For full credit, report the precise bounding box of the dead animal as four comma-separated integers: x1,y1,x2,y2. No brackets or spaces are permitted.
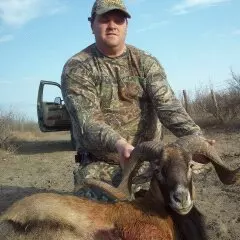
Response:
0,135,239,240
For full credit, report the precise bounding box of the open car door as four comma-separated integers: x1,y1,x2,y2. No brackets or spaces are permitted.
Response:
37,80,71,132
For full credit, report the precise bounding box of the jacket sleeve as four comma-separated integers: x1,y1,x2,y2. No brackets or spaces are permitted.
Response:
143,56,202,137
61,59,123,153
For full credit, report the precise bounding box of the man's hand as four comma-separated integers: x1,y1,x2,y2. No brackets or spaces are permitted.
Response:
115,139,134,169
206,139,215,145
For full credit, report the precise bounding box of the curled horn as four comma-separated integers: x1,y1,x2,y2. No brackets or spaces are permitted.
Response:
83,141,164,201
175,135,240,185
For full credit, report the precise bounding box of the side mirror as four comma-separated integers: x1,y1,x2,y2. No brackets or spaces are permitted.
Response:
54,97,62,105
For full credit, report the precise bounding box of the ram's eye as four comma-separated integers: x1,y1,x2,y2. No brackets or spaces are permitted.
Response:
161,167,167,179
154,168,160,176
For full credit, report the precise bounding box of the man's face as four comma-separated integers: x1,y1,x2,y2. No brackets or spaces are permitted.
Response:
92,10,128,51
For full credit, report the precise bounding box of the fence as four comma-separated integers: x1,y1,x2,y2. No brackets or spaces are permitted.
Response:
181,88,240,124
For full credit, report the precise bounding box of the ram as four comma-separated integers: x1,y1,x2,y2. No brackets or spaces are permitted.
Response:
0,135,239,240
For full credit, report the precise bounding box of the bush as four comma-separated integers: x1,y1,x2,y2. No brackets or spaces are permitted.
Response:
182,71,240,125
228,70,240,92
0,110,14,150
0,109,38,151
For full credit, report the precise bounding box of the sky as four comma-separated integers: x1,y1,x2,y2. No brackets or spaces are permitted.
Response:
0,0,239,120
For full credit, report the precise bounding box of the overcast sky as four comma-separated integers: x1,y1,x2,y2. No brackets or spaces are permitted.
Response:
0,0,239,120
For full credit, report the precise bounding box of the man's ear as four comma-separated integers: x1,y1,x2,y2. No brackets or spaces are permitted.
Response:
91,24,94,34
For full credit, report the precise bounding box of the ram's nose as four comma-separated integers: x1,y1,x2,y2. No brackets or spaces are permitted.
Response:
173,188,189,206
170,185,193,215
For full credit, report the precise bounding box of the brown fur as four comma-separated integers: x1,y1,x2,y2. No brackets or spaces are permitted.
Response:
0,191,175,240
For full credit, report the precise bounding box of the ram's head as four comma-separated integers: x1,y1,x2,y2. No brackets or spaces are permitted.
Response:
84,135,240,215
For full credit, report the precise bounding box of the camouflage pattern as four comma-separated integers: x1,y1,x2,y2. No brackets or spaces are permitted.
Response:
61,44,202,200
90,0,131,19
61,44,201,158
74,160,151,201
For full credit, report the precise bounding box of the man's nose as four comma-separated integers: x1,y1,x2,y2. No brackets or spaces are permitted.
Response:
108,20,117,28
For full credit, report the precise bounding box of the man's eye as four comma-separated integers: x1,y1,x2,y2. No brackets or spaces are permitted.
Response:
99,17,109,23
161,167,167,179
98,17,125,25
114,18,125,25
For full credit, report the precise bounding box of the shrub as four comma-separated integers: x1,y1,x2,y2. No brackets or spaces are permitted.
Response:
0,110,14,150
0,109,38,151
181,71,240,125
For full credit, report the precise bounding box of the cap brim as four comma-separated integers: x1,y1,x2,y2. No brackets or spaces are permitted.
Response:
96,7,131,18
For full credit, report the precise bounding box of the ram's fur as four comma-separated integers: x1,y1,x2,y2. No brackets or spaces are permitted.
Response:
0,135,239,240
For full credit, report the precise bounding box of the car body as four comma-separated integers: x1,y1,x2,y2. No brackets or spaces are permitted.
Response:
37,80,75,148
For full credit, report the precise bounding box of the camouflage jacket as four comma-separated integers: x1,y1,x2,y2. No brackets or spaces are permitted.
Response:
61,44,201,162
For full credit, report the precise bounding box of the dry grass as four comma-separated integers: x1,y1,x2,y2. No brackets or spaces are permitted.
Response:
0,110,39,152
0,111,14,151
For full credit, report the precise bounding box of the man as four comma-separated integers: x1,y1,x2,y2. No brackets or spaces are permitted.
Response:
61,0,210,201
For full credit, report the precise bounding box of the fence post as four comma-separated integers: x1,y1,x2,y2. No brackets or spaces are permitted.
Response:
210,89,223,122
182,90,189,113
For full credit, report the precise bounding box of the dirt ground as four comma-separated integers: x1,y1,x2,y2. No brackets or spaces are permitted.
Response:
0,127,239,240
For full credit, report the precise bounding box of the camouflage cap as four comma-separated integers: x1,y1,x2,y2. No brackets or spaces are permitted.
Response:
89,0,131,21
